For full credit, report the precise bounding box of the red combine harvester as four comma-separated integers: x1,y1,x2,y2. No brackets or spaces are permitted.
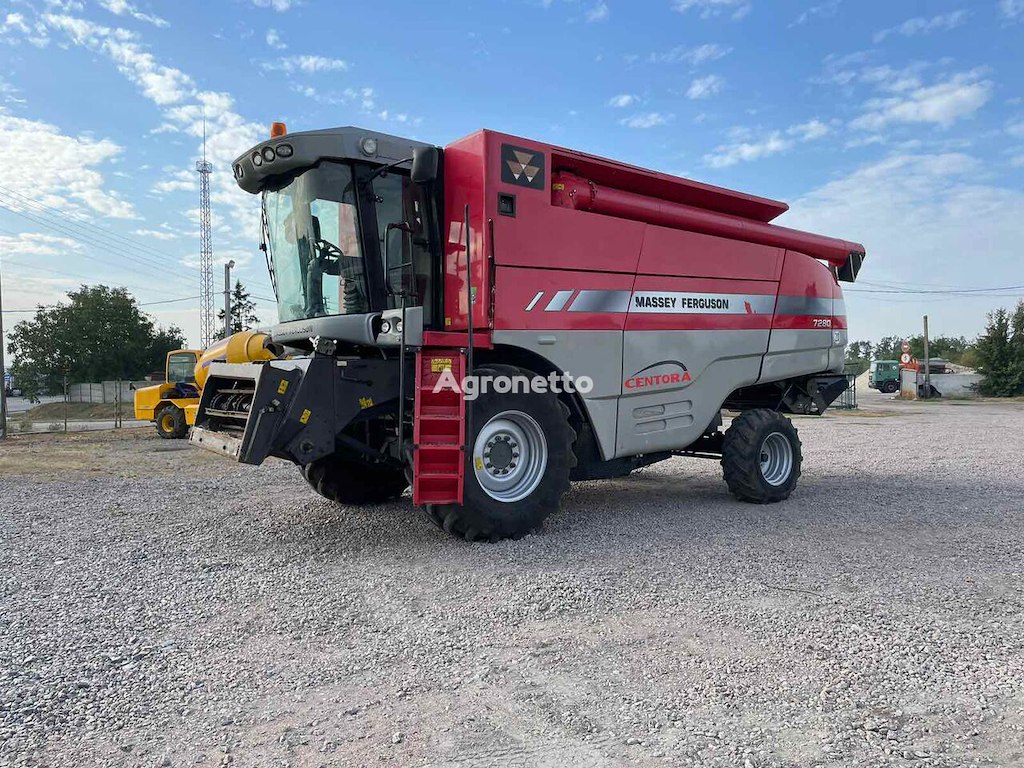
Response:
190,126,865,541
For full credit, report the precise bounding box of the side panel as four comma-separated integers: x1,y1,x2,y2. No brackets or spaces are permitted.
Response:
492,265,633,460
760,250,842,383
491,329,624,461
638,224,784,282
617,275,776,457
133,383,173,421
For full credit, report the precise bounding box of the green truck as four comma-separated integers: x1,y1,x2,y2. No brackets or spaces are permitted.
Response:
868,360,901,393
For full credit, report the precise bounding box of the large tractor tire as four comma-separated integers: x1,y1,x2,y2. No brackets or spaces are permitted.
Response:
424,364,576,542
302,454,408,505
721,409,802,503
154,404,188,439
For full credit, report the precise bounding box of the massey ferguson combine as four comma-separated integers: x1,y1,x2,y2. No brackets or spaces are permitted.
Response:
190,125,865,541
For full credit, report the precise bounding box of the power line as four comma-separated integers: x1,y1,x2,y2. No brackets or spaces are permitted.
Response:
0,198,197,285
0,183,190,265
0,205,197,291
2,294,200,314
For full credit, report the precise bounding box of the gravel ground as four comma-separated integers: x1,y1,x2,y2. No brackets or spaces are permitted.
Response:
1,394,1023,767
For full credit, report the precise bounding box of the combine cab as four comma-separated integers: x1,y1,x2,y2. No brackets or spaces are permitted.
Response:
191,125,864,541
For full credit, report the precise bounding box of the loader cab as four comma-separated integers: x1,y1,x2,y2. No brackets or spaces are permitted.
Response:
166,350,199,384
233,126,444,350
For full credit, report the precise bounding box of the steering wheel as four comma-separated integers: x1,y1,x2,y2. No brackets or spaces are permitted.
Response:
314,237,344,261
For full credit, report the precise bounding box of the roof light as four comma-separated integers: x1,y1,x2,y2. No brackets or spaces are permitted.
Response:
262,146,276,162
271,122,287,138
276,143,293,158
251,151,263,167
360,137,378,156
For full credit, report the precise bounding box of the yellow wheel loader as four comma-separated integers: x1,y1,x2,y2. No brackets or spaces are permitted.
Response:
134,331,279,439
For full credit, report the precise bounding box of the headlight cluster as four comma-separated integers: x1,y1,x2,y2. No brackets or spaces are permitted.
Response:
249,143,294,169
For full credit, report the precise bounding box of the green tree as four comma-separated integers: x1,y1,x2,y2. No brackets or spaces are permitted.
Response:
874,336,905,361
216,280,260,338
975,304,1024,397
6,285,186,401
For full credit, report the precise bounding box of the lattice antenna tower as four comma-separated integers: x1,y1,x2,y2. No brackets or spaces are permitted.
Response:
197,116,215,347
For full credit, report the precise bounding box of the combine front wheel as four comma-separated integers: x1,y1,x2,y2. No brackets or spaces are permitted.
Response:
721,409,802,503
302,455,408,505
424,365,575,542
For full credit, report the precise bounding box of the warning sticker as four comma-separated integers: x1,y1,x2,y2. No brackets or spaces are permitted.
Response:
474,456,484,471
431,358,453,373
277,380,289,395
299,409,311,424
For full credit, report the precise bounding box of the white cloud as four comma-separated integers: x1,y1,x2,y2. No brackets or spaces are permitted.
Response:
783,153,1024,338
250,0,295,11
3,12,30,33
585,2,609,22
686,74,724,99
704,131,792,168
873,10,969,42
671,0,751,20
851,70,992,131
649,43,732,66
97,0,169,28
151,170,194,194
0,232,85,257
0,110,135,218
41,14,265,256
607,93,637,108
619,112,671,129
2,11,50,46
45,15,193,104
999,0,1023,20
788,118,830,141
790,0,841,27
265,28,286,49
704,118,830,167
262,55,349,74
1007,120,1024,138
132,228,179,240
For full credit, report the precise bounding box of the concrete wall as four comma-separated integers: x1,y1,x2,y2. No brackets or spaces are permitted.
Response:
67,381,150,404
901,370,982,399
930,373,983,398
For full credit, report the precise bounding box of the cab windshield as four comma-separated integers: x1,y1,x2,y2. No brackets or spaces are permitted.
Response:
263,162,368,322
167,352,197,383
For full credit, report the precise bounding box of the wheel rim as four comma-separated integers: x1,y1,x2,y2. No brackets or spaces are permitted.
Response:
759,431,793,487
472,410,548,503
160,413,174,432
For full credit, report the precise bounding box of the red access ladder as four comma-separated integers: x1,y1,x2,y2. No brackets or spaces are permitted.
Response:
412,350,466,506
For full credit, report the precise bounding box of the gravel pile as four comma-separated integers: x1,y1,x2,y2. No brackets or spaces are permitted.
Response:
1,396,1023,767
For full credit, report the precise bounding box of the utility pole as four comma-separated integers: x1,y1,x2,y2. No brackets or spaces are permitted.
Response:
223,259,235,338
923,315,932,399
197,117,215,348
0,248,7,439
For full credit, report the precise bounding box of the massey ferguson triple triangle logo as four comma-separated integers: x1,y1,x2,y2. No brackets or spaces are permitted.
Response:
501,144,545,190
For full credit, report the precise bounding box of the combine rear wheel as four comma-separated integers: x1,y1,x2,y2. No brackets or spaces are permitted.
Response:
424,365,575,542
721,409,802,503
302,454,408,505
154,405,187,439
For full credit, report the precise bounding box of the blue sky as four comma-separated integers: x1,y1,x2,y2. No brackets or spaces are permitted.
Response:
1,0,1022,348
